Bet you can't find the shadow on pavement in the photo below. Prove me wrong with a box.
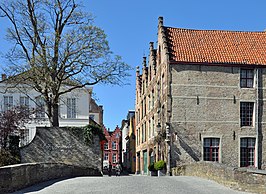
[10,177,71,194]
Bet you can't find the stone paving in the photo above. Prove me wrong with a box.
[12,175,252,194]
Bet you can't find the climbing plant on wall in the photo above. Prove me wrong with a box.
[69,124,106,145]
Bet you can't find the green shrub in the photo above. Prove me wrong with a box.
[154,160,166,170]
[148,162,156,171]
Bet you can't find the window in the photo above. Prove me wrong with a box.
[161,73,165,91]
[112,153,117,163]
[104,153,108,161]
[240,69,254,88]
[152,117,155,137]
[240,138,255,167]
[151,90,154,108]
[36,96,45,118]
[67,98,76,118]
[104,143,108,150]
[149,120,151,138]
[112,141,117,150]
[203,138,220,162]
[148,95,151,110]
[20,96,29,108]
[240,102,254,127]
[143,97,146,117]
[3,96,13,111]
[142,123,146,143]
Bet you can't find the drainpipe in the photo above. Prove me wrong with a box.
[255,68,259,169]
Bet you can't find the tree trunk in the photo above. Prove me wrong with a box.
[51,103,59,127]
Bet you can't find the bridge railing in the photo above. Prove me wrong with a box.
[0,162,102,193]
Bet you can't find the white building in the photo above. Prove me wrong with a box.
[0,75,92,146]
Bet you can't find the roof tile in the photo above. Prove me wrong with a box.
[166,27,266,65]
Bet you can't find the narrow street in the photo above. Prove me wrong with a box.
[12,175,251,194]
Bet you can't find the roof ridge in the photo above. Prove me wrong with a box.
[165,26,266,33]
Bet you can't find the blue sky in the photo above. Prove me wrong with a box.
[1,0,266,130]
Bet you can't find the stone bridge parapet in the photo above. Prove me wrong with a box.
[172,162,266,193]
[0,162,101,193]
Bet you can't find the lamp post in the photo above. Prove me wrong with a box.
[165,123,171,176]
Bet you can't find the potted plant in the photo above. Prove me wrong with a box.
[154,160,166,176]
[148,162,157,176]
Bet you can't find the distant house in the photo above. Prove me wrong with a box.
[135,16,266,175]
[103,126,121,169]
[121,111,136,173]
[0,74,92,146]
[89,98,103,126]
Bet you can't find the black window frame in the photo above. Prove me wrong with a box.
[203,138,220,162]
[240,138,256,167]
[240,69,254,88]
[240,102,254,127]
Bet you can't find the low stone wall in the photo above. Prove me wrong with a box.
[0,162,101,193]
[171,162,266,193]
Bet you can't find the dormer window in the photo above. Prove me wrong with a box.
[240,69,254,88]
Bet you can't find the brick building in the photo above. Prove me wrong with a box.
[103,126,122,169]
[135,16,266,175]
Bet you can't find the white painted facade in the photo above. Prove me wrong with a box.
[0,83,92,145]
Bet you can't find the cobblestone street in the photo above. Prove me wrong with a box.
[12,175,251,194]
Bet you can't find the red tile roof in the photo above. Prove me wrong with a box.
[165,27,266,65]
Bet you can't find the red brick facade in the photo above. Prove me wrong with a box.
[103,126,122,168]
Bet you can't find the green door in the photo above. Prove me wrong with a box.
[143,151,148,174]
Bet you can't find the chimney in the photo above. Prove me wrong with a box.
[99,105,104,126]
[2,74,6,81]
[158,16,164,28]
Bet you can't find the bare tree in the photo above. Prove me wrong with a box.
[0,0,131,126]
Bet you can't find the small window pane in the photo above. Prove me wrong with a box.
[247,70,253,78]
[204,138,210,147]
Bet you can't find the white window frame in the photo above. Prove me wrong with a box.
[3,96,13,112]
[20,96,29,108]
[104,153,109,161]
[67,98,77,118]
[112,153,117,163]
[104,143,108,150]
[112,141,117,150]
